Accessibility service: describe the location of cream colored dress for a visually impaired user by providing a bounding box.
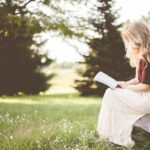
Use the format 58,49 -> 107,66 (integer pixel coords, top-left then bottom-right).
96,67 -> 150,148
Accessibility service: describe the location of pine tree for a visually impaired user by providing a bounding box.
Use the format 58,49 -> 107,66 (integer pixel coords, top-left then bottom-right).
75,0 -> 134,96
0,1 -> 53,95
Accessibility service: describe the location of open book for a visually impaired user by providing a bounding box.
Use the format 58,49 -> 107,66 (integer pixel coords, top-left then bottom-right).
93,71 -> 119,89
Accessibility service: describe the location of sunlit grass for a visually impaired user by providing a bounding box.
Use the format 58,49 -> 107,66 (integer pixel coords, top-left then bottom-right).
0,94 -> 123,150
46,68 -> 79,94
0,93 -> 99,105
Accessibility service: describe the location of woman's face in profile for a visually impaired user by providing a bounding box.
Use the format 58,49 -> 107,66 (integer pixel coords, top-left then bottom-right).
122,34 -> 130,51
123,40 -> 131,52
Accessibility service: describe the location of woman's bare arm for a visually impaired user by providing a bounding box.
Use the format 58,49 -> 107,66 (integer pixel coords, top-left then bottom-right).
117,77 -> 139,87
126,77 -> 139,85
121,83 -> 150,92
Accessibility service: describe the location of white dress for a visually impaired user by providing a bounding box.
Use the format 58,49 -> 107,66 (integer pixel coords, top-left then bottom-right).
96,66 -> 150,148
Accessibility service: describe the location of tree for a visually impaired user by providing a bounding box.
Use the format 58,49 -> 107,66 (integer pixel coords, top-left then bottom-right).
0,0 -> 81,95
75,0 -> 134,96
141,12 -> 150,25
0,2 -> 50,95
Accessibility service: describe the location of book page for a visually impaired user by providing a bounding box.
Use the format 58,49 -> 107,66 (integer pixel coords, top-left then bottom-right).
93,71 -> 118,89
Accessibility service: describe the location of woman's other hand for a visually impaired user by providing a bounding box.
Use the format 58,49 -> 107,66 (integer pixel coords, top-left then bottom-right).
117,81 -> 129,88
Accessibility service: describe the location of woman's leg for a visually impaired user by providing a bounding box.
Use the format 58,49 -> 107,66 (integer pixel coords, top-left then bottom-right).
96,88 -> 145,148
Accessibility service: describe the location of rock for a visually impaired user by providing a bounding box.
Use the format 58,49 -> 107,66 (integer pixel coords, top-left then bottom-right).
134,114 -> 150,133
132,114 -> 150,149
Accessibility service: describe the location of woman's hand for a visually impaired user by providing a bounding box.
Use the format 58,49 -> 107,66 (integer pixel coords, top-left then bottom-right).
117,81 -> 129,88
119,83 -> 129,89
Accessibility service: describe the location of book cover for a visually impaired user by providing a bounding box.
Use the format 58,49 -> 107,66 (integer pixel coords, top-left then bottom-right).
93,71 -> 119,89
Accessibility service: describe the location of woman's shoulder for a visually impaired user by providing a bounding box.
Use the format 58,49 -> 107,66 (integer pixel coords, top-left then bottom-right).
140,52 -> 150,62
138,54 -> 150,84
138,58 -> 147,69
138,54 -> 150,69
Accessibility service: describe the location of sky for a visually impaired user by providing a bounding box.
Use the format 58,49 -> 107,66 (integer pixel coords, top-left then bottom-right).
44,0 -> 150,63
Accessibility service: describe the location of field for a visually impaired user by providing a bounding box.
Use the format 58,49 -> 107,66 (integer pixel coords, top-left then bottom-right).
0,68 -> 149,150
0,94 -> 128,150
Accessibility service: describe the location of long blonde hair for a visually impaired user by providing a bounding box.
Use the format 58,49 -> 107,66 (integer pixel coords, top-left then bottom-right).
121,21 -> 150,68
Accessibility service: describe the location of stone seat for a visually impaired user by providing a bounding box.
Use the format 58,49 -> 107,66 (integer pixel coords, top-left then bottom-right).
132,114 -> 150,148
133,114 -> 150,133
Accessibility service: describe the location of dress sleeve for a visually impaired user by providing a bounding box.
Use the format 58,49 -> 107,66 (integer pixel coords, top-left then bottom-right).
138,58 -> 150,84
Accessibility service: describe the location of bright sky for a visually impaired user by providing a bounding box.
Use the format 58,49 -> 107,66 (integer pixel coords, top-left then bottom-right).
45,0 -> 150,63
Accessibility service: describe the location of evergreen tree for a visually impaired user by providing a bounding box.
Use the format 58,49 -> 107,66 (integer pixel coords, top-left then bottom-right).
0,0 -> 54,95
75,0 -> 134,96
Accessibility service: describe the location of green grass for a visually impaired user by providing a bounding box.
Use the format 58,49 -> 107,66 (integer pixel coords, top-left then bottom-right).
0,94 -> 148,150
0,94 -> 115,150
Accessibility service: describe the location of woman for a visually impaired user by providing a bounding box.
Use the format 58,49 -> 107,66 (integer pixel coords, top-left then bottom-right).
96,21 -> 150,148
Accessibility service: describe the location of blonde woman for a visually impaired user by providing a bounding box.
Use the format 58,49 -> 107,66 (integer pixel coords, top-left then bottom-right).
96,21 -> 150,148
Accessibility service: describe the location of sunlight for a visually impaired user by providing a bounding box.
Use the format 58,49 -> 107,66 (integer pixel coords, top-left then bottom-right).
0,98 -> 99,105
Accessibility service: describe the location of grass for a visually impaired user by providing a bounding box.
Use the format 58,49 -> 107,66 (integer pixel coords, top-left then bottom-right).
0,67 -> 150,150
46,67 -> 80,94
1,93 -> 148,150
0,93 -> 130,150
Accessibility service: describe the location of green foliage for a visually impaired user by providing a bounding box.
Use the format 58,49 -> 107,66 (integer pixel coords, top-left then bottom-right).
0,0 -> 89,95
75,0 -> 135,96
0,0 -> 54,95
141,12 -> 150,25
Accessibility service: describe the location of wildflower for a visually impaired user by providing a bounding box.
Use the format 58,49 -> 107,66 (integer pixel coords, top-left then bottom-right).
10,135 -> 13,140
42,130 -> 45,134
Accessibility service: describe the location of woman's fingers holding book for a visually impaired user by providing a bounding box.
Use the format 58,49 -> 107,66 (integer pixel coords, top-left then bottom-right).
119,84 -> 129,89
117,81 -> 128,87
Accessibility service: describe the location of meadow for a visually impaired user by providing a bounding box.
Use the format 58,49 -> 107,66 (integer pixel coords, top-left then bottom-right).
0,67 -> 149,150
0,93 -> 128,150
